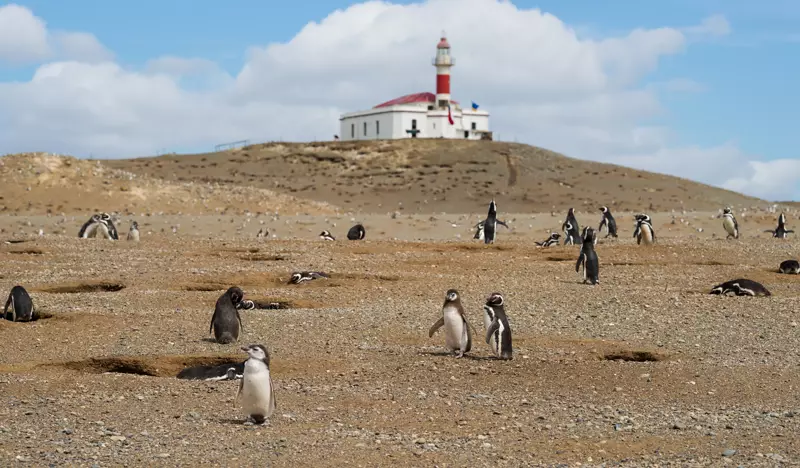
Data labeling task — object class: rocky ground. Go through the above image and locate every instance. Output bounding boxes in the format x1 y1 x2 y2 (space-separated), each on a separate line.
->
0 211 798 467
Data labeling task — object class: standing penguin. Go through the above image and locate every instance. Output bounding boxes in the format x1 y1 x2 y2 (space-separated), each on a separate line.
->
100 213 119 240
721 208 739 239
575 227 599 285
633 214 656 245
562 208 581 245
347 224 366 240
78 214 102 238
127 221 140 242
765 213 794 238
3 286 36 322
209 287 245 344
483 292 513 360
428 289 474 358
598 206 618 238
235 344 277 425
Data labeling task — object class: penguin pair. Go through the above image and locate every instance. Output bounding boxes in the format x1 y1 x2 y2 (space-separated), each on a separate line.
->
428 289 512 360
3 286 37 322
575 227 599 285
765 213 794 239
709 279 771 296
633 214 656 245
78 212 119 240
562 208 581 245
535 233 560 247
209 287 247 344
318 225 364 241
474 200 509 244
288 271 329 284
721 208 739 239
256 228 268 239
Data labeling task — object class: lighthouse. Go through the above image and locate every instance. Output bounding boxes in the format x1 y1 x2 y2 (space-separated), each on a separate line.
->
433 35 453 109
338 35 490 141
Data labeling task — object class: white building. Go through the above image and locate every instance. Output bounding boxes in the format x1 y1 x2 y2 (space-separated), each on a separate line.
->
339 36 491 141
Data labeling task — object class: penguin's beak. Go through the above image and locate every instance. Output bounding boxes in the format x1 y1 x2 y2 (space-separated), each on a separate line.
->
240 346 249 352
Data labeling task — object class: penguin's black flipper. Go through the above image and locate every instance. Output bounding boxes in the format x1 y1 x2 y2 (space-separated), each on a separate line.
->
3 293 12 322
575 252 585 273
428 317 444 337
236 308 244 333
485 319 500 345
496 220 510 229
208 309 217 335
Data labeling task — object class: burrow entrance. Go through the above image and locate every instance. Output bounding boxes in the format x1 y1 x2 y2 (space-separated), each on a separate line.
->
601 350 666 362
47 354 242 378
34 282 126 294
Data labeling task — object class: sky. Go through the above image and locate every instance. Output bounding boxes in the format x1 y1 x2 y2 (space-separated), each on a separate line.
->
0 0 798 200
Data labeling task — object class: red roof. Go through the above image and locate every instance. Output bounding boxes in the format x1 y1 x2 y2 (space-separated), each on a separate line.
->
373 92 458 108
437 37 450 49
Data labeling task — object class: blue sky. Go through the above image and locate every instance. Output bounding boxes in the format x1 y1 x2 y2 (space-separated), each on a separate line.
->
0 0 798 199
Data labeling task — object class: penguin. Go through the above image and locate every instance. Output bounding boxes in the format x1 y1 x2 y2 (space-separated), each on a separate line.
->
483 292 513 360
319 230 336 241
598 206 618 238
347 224 366 240
721 208 739 239
473 222 485 241
575 227 599 285
78 214 102 238
535 233 561 247
428 289 474 358
778 259 800 274
237 299 257 310
633 214 656 245
235 344 277 425
256 228 267 238
177 361 245 381
765 213 794 238
209 287 245 344
3 285 36 322
288 271 329 284
127 221 140 242
709 279 771 296
562 208 581 245
474 201 509 243
100 213 119 240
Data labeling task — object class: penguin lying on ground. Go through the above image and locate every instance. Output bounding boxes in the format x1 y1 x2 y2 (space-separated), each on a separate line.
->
429 289 475 358
209 287 246 344
236 344 277 425
483 292 513 360
575 227 599 285
288 271 329 284
778 260 800 274
535 233 560 247
319 230 336 241
347 224 366 240
709 279 771 296
177 361 245 381
765 213 794 238
598 206 618 238
3 285 37 322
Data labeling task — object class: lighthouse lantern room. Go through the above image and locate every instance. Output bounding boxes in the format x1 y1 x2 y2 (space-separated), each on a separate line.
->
339 35 490 141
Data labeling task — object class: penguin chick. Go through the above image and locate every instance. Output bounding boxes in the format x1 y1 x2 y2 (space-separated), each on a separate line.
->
288 271 330 284
319 230 336 241
209 287 245 344
709 278 771 296
483 292 513 360
633 214 656 245
562 208 581 245
428 289 474 358
598 206 618 238
347 224 366 240
535 233 560 247
721 208 739 239
235 344 277 425
576 227 599 285
778 259 800 274
4 285 36 322
127 221 140 242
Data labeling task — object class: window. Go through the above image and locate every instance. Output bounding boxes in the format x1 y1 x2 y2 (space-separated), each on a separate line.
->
351 124 354 138
411 119 417 129
471 122 476 130
376 120 380 136
363 122 367 136
433 123 436 129
464 131 469 138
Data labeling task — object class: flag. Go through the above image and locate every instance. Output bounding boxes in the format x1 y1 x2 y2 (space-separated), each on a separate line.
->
447 104 454 125
471 101 479 110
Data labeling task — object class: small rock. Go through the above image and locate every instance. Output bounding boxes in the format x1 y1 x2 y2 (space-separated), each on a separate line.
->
722 449 736 457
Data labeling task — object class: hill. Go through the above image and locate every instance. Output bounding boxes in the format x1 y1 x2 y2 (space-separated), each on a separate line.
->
106 140 766 214
0 152 337 215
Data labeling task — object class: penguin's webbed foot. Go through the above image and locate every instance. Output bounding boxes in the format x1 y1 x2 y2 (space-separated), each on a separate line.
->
454 351 465 359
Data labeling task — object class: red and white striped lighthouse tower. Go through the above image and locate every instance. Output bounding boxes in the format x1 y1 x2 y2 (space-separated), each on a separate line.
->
433 34 453 108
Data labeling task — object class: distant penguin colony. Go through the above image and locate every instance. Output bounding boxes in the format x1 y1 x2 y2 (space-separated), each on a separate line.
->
633 214 656 245
562 208 581 245
535 233 560 247
721 208 739 239
236 344 277 425
575 227 600 285
598 206 618 238
288 271 329 284
209 287 246 344
347 224 366 240
429 289 473 358
765 213 794 238
709 278 771 296
319 230 336 241
778 259 800 274
4 286 36 322
483 292 513 360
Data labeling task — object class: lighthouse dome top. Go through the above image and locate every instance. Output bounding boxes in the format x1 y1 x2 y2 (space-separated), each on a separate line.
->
436 37 450 49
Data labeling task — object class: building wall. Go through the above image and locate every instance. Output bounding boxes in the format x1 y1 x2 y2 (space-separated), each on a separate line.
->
339 106 489 141
461 111 490 140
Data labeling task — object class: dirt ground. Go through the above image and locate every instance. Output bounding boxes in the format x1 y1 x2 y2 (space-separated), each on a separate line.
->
0 210 798 467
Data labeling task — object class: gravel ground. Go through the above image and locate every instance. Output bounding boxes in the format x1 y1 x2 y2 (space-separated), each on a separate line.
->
0 212 798 467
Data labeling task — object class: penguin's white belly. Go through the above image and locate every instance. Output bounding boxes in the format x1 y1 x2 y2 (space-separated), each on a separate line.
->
641 226 654 244
241 362 275 417
723 217 736 236
96 223 111 239
443 306 465 350
489 321 505 356
85 223 99 238
128 230 139 241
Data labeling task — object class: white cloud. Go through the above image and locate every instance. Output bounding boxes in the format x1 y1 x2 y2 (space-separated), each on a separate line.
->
50 31 115 63
0 4 49 63
724 159 800 201
1 1 794 200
